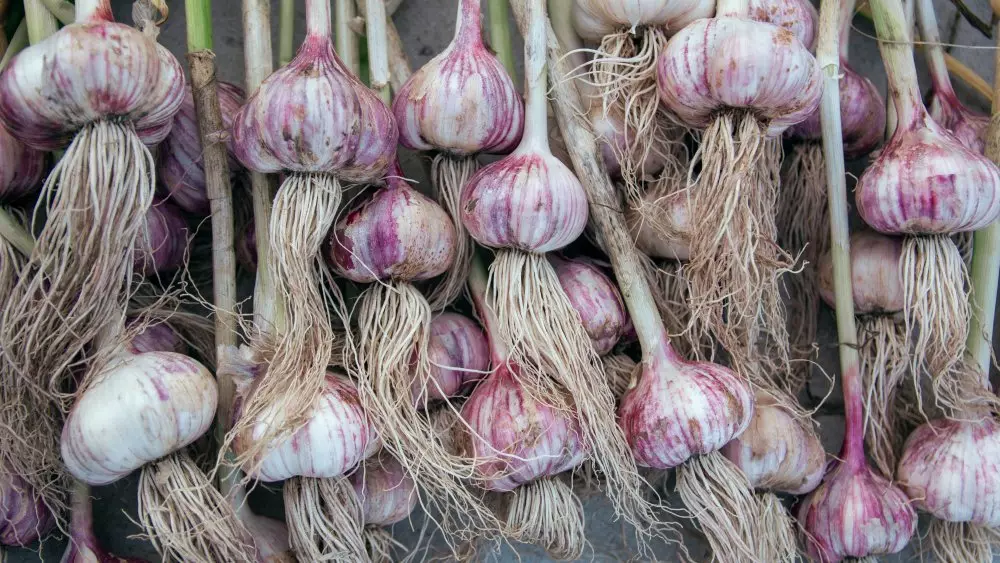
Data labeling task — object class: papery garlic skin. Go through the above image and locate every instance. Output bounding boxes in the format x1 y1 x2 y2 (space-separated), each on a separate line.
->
798 462 916 562
230 36 396 182
787 63 886 158
61 352 218 486
0 8 184 150
618 339 753 469
393 0 522 155
552 257 629 356
572 0 714 40
818 230 904 315
590 104 671 180
461 151 589 253
740 0 818 49
240 511 294 563
134 199 189 276
416 312 490 403
625 191 691 261
0 127 45 201
158 82 245 215
656 17 822 135
462 367 588 491
126 321 185 355
721 393 825 495
0 472 54 546
930 93 989 155
329 175 456 283
896 418 1000 526
350 453 418 526
856 116 1000 234
233 372 378 482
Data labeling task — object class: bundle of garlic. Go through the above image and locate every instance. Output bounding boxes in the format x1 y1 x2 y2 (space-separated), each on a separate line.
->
778 0 884 392
157 82 245 216
656 0 822 375
392 0 524 309
227 0 397 470
461 0 659 543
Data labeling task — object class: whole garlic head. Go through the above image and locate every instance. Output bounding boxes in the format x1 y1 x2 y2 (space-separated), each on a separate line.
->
551 256 629 356
328 169 457 283
0 127 45 202
572 0 715 41
618 338 754 469
350 452 418 527
856 113 1000 235
798 460 916 562
461 150 589 253
625 189 691 261
721 393 825 495
896 417 1000 526
817 230 904 315
0 0 185 150
462 365 588 491
589 105 671 180
414 312 490 404
656 17 822 135
134 198 189 276
61 352 218 486
393 0 523 155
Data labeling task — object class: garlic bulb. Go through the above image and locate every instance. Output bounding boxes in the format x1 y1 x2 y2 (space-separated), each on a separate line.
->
61 352 218 486
656 17 822 135
817 230 904 315
618 338 754 469
590 105 670 180
740 0 818 49
856 113 1000 234
0 0 185 150
896 417 1000 526
462 366 588 491
721 393 825 495
461 150 589 253
134 198 189 276
230 355 378 482
787 62 886 158
349 452 418 526
416 312 490 403
0 127 45 201
797 460 916 562
241 510 294 563
551 256 629 355
393 0 523 155
126 320 186 355
625 190 691 261
158 82 245 215
0 471 54 546
572 0 714 40
230 1 396 183
328 169 456 283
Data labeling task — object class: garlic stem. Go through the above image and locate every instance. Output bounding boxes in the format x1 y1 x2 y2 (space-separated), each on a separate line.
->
335 0 358 74
354 0 411 91
469 251 510 363
0 20 27 69
915 0 955 99
818 0 865 468
548 0 597 101
871 0 923 131
838 0 854 60
365 0 391 102
24 0 57 44
72 0 108 24
965 30 1000 375
279 0 294 65
184 0 212 50
487 0 515 76
69 480 97 545
518 0 549 153
39 0 74 26
0 207 33 257
308 0 332 38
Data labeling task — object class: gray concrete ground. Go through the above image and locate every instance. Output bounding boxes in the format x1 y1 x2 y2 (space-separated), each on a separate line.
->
4 0 999 560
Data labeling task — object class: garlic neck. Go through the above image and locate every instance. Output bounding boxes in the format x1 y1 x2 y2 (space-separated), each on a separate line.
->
716 0 749 19
454 0 484 46
75 0 113 23
305 0 332 38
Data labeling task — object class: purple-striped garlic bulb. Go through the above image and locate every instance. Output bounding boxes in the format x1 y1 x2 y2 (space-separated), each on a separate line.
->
230 0 396 183
414 312 490 404
657 16 821 136
589 105 672 180
0 472 54 546
61 352 218 485
350 452 418 527
126 320 186 355
462 365 588 491
618 336 754 469
797 458 916 562
228 348 378 482
817 230 904 316
0 0 184 150
0 127 45 202
721 393 825 495
896 417 1000 526
158 82 245 215
572 0 714 41
328 168 456 283
393 0 522 155
741 0 818 49
625 189 691 262
134 198 188 276
242 511 294 563
551 256 629 356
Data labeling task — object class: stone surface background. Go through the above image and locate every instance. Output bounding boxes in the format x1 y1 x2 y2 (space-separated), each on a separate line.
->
5 0 999 560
